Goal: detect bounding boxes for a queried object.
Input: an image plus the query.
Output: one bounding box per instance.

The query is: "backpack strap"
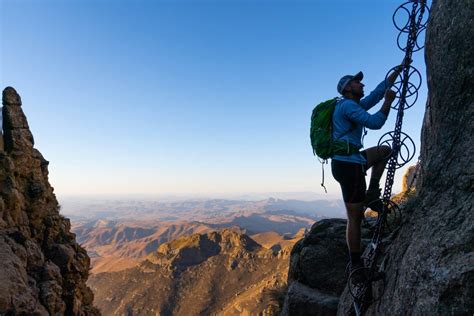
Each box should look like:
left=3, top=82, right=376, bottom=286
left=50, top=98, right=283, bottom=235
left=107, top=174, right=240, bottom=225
left=320, top=159, right=328, bottom=193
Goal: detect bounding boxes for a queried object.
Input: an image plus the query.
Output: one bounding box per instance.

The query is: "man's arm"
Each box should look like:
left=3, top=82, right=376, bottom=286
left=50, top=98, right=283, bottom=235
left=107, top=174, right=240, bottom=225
left=344, top=89, right=396, bottom=129
left=360, top=81, right=388, bottom=111
left=343, top=100, right=387, bottom=130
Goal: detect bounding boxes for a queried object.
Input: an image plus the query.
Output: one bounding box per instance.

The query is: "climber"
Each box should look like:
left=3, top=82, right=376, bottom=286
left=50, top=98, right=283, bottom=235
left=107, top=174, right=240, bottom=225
left=331, top=59, right=409, bottom=280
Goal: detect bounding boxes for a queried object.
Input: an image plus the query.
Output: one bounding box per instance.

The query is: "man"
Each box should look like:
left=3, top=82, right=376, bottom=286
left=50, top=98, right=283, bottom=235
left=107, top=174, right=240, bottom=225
left=331, top=62, right=406, bottom=276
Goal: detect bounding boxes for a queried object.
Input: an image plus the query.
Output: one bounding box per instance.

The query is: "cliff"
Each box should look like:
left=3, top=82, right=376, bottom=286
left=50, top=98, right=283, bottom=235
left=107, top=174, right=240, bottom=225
left=0, top=87, right=99, bottom=315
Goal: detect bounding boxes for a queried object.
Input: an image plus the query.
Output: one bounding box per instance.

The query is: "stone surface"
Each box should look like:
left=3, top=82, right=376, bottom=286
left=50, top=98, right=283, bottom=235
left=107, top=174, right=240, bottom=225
left=0, top=87, right=99, bottom=315
left=288, top=219, right=348, bottom=296
left=281, top=281, right=339, bottom=316
left=337, top=0, right=474, bottom=314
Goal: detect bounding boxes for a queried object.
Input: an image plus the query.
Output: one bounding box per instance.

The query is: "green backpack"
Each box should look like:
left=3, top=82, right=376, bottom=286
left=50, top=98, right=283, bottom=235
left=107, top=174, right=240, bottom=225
left=310, top=98, right=360, bottom=192
left=310, top=98, right=359, bottom=160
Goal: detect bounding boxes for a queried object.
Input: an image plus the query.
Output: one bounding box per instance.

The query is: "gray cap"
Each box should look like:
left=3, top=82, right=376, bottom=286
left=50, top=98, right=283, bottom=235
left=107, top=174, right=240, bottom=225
left=337, top=71, right=363, bottom=95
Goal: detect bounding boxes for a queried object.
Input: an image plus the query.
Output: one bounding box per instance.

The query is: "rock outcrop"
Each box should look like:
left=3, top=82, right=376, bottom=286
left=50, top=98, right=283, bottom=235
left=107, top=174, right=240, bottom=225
left=148, top=228, right=261, bottom=269
left=0, top=87, right=99, bottom=315
left=338, top=0, right=474, bottom=314
left=282, top=219, right=373, bottom=316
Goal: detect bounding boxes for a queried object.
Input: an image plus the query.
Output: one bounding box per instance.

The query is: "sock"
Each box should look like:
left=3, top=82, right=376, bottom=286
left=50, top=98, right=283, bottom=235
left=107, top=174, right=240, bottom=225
left=350, top=252, right=361, bottom=265
left=368, top=178, right=381, bottom=191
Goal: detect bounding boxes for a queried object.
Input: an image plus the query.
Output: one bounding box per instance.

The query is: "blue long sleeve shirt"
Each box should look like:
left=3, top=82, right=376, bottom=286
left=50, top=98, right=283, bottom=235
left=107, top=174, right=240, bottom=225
left=332, top=80, right=391, bottom=164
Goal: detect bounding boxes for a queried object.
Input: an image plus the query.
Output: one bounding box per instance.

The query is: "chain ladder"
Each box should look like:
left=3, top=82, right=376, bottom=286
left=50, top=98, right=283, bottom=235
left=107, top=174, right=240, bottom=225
left=347, top=1, right=429, bottom=315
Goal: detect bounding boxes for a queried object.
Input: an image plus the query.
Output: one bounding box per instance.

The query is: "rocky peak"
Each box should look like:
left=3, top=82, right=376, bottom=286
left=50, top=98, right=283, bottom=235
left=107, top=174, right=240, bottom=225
left=0, top=87, right=99, bottom=315
left=147, top=228, right=262, bottom=269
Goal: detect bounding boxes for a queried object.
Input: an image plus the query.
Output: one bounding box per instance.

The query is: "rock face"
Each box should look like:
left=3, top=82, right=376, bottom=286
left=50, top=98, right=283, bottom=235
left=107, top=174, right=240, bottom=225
left=0, top=87, right=99, bottom=315
left=337, top=0, right=474, bottom=314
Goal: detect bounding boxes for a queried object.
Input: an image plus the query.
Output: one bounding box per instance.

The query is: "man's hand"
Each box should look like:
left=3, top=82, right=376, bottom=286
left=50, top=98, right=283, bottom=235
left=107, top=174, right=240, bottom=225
left=401, top=57, right=412, bottom=67
left=395, top=57, right=412, bottom=73
left=384, top=89, right=397, bottom=104
left=388, top=58, right=412, bottom=84
left=380, top=89, right=396, bottom=116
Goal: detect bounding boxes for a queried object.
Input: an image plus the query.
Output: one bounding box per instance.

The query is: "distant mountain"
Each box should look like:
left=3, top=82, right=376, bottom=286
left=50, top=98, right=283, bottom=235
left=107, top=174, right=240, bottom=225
left=89, top=229, right=294, bottom=315
left=209, top=212, right=313, bottom=235
left=251, top=229, right=306, bottom=251
left=72, top=210, right=313, bottom=273
left=61, top=197, right=346, bottom=222
left=73, top=220, right=215, bottom=273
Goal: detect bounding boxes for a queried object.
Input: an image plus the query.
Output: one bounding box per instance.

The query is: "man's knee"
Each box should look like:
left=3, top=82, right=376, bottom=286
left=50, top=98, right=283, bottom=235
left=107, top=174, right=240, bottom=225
left=378, top=145, right=392, bottom=160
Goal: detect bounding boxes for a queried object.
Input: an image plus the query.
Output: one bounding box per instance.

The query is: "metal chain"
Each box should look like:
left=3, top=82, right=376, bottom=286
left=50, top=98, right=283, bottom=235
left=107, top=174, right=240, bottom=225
left=383, top=0, right=423, bottom=202
left=348, top=1, right=429, bottom=314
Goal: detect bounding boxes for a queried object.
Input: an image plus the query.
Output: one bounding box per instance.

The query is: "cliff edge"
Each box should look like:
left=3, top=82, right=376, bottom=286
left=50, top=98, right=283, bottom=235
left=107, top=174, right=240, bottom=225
left=0, top=87, right=99, bottom=315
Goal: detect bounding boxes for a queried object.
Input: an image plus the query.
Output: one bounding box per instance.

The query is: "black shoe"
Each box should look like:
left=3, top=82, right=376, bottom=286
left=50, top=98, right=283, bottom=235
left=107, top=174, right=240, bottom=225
left=367, top=199, right=384, bottom=213
left=365, top=188, right=383, bottom=213
left=349, top=262, right=367, bottom=285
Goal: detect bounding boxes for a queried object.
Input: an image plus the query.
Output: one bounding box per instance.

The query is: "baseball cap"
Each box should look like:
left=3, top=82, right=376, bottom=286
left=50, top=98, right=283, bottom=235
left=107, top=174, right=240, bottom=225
left=337, top=71, right=364, bottom=94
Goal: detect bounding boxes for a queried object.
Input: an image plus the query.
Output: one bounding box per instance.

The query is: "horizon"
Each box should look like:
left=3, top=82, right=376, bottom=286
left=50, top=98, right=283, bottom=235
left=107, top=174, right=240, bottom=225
left=57, top=190, right=340, bottom=200
left=1, top=0, right=426, bottom=197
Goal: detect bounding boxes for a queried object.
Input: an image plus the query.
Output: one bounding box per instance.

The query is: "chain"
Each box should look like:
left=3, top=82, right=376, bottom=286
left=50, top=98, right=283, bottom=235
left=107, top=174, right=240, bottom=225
left=383, top=0, right=424, bottom=202
left=348, top=1, right=429, bottom=314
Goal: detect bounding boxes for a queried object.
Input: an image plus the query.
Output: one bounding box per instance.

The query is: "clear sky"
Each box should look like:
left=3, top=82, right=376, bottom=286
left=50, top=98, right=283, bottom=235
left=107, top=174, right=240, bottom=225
left=1, top=0, right=428, bottom=198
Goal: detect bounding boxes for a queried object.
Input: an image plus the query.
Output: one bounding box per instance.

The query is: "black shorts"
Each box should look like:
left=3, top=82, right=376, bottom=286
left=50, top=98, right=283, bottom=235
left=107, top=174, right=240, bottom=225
left=331, top=153, right=368, bottom=203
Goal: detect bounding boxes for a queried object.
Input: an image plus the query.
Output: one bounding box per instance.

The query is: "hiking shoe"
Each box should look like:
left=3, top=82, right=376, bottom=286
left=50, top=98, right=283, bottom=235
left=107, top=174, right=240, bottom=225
left=365, top=188, right=383, bottom=213
left=366, top=199, right=384, bottom=213
left=349, top=262, right=367, bottom=285
left=365, top=187, right=382, bottom=202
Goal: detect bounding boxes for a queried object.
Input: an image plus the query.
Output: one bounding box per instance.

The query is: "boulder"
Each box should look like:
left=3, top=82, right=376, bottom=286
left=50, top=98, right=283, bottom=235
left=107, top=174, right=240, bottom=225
left=281, top=281, right=339, bottom=316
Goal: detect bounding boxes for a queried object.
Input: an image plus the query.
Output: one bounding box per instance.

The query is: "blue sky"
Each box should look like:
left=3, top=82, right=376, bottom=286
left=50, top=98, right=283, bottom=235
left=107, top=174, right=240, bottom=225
left=1, top=0, right=427, bottom=198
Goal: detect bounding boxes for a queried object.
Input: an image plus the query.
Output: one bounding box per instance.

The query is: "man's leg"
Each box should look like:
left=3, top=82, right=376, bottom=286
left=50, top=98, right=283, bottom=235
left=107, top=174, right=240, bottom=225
left=363, top=145, right=391, bottom=200
left=345, top=201, right=365, bottom=255
left=331, top=159, right=366, bottom=269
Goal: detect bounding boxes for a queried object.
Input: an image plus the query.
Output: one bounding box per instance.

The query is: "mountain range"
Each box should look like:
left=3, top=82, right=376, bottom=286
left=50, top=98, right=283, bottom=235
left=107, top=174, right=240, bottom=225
left=88, top=228, right=303, bottom=315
